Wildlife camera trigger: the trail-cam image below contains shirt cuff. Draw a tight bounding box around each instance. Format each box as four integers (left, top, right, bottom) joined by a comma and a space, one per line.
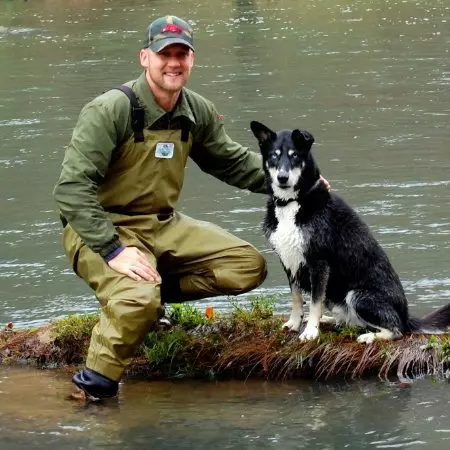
103, 245, 125, 262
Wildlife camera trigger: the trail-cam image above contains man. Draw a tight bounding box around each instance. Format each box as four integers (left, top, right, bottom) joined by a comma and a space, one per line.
53, 15, 269, 401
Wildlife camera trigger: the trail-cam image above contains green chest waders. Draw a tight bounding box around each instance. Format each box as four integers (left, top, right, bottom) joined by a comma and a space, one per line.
63, 86, 267, 382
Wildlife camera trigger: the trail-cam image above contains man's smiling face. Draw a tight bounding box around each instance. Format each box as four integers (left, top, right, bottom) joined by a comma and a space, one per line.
140, 44, 195, 95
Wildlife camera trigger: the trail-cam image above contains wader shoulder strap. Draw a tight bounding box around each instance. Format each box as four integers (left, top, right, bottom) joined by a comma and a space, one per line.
180, 116, 193, 143
112, 85, 145, 143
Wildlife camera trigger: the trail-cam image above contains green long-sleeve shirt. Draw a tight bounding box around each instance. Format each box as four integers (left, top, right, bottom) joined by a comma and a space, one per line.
53, 72, 266, 256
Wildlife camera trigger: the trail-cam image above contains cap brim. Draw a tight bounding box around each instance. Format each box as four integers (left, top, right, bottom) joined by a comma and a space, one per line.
150, 38, 194, 53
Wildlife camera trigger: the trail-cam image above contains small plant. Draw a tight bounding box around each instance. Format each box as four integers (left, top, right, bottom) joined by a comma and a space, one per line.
142, 329, 189, 370
422, 336, 450, 365
229, 295, 276, 325
424, 335, 441, 351
168, 303, 208, 329
249, 296, 276, 320
440, 338, 450, 362
338, 324, 362, 340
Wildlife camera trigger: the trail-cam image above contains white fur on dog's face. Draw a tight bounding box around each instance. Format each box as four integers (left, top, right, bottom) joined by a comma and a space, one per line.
266, 148, 304, 200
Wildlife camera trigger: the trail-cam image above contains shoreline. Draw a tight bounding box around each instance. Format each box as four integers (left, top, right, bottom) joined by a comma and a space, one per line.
1, 299, 449, 381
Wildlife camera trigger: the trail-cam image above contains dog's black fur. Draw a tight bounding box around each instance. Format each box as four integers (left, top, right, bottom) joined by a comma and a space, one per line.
251, 120, 450, 342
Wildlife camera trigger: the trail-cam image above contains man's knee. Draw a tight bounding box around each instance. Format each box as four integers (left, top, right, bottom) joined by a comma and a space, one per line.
107, 281, 162, 324
216, 245, 267, 294
243, 246, 267, 290
247, 247, 267, 289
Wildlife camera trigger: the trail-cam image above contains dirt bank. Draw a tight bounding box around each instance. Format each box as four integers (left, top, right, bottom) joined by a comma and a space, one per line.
1, 300, 449, 381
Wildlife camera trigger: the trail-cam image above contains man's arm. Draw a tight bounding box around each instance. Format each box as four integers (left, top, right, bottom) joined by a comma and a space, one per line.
190, 101, 267, 194
53, 95, 128, 257
188, 102, 332, 195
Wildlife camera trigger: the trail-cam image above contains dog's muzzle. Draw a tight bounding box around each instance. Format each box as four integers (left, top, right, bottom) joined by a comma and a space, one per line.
277, 170, 290, 187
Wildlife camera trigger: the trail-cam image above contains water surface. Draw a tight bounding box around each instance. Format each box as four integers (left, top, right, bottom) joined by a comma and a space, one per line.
0, 367, 449, 450
0, 0, 449, 326
0, 0, 449, 447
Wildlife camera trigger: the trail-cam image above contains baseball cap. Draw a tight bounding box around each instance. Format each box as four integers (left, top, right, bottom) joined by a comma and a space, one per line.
143, 15, 194, 53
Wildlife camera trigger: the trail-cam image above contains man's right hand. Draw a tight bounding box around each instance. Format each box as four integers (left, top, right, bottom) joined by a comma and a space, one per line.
107, 246, 161, 283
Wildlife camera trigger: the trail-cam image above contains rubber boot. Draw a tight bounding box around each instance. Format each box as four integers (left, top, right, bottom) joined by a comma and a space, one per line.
72, 368, 118, 401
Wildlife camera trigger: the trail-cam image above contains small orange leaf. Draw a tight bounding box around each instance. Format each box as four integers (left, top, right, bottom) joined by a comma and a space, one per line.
205, 305, 215, 319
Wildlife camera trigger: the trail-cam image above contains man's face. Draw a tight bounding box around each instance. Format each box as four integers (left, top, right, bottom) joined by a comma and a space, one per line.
140, 44, 194, 94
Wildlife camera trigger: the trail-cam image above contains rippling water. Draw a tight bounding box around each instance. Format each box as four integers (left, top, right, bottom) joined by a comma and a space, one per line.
0, 366, 449, 450
1, 0, 449, 326
0, 0, 450, 446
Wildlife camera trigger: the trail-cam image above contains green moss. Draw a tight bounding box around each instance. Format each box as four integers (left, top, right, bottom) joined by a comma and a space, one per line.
51, 314, 98, 344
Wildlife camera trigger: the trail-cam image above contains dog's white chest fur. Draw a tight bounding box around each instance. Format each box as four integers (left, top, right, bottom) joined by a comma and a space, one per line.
268, 202, 307, 275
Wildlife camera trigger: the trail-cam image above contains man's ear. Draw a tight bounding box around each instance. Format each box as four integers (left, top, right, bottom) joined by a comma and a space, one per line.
250, 121, 277, 145
292, 129, 315, 152
188, 49, 195, 69
139, 48, 150, 69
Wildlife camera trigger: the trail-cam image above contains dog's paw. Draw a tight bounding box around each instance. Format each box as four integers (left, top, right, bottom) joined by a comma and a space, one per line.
282, 316, 303, 332
299, 326, 319, 342
356, 332, 376, 344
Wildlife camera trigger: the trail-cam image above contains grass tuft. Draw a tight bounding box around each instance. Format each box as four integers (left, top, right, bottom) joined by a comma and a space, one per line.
142, 329, 190, 372
168, 303, 208, 328
228, 295, 276, 325
51, 314, 99, 344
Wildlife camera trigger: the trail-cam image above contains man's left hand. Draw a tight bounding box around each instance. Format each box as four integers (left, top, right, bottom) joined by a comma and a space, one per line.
320, 175, 331, 191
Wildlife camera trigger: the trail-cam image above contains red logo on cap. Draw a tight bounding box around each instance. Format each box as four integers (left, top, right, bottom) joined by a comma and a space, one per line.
162, 24, 183, 34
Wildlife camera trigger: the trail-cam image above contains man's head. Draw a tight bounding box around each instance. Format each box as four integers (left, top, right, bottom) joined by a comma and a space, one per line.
142, 15, 194, 53
140, 16, 195, 96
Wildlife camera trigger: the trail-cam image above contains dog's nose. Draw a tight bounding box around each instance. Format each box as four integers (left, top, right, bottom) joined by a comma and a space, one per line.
277, 172, 289, 185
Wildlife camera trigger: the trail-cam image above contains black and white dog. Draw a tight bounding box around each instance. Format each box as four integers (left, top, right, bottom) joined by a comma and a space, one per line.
251, 121, 450, 343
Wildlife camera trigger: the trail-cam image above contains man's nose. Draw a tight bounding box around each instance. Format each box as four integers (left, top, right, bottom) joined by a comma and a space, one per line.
167, 57, 181, 66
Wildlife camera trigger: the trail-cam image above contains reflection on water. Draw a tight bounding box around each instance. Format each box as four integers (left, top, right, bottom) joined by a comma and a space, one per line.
0, 366, 449, 449
0, 1, 450, 447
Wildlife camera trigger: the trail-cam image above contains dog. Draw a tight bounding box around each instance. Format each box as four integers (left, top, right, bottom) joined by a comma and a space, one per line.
250, 120, 450, 343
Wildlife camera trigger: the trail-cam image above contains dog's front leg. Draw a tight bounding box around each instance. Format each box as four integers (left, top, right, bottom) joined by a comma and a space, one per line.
283, 285, 304, 331
299, 262, 329, 341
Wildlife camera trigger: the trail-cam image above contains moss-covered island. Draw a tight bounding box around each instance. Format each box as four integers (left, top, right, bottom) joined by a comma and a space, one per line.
1, 297, 449, 381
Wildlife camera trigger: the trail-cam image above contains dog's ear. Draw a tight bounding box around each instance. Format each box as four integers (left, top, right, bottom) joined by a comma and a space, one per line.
292, 129, 315, 152
250, 121, 277, 145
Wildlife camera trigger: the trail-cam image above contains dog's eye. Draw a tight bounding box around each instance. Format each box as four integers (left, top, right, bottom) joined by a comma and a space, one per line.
270, 153, 279, 161
290, 153, 299, 160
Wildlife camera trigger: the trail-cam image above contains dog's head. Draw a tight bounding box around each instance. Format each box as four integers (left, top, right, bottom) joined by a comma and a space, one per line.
250, 121, 315, 199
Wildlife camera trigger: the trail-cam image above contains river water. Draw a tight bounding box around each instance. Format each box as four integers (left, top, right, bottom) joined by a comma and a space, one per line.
0, 0, 449, 447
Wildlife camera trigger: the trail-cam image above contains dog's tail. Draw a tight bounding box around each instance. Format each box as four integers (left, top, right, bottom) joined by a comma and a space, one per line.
409, 302, 450, 334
